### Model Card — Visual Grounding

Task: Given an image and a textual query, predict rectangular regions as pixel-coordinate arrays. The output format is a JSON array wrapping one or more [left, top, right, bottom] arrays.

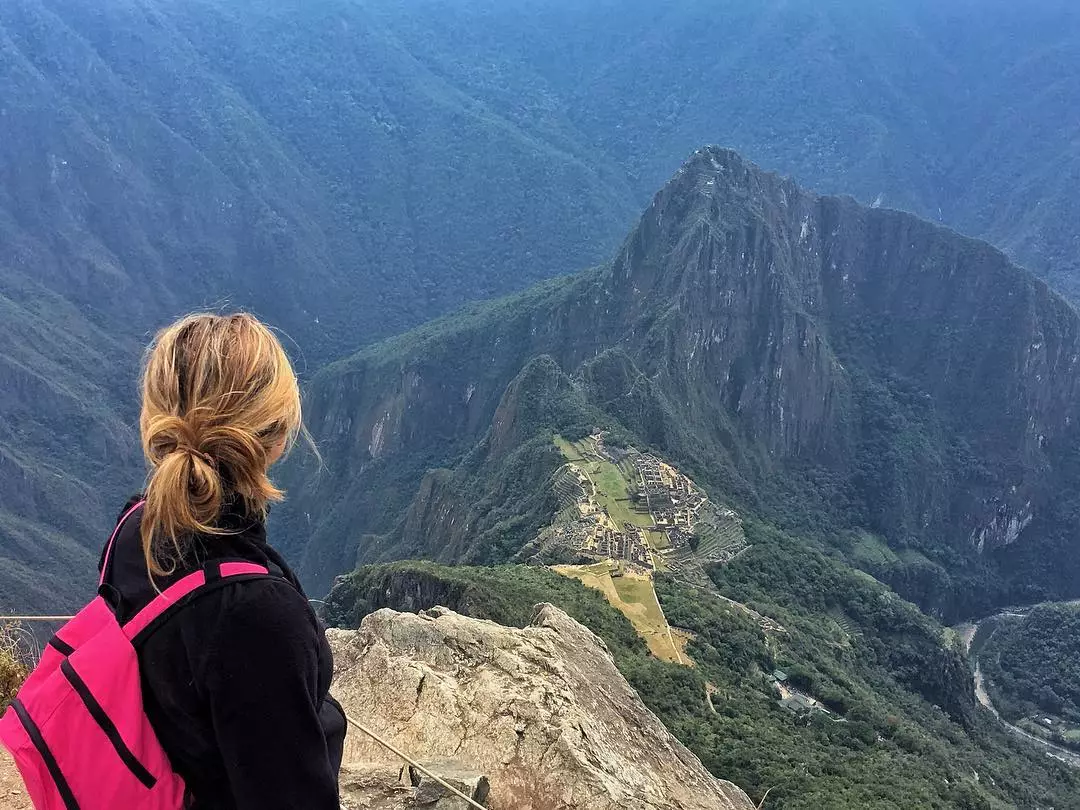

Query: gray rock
[[329, 603, 755, 810], [411, 762, 489, 807]]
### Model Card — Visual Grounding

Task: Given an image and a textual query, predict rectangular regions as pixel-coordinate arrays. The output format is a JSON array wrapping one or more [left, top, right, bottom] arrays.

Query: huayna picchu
[[283, 146, 1080, 625], [268, 147, 1080, 807]]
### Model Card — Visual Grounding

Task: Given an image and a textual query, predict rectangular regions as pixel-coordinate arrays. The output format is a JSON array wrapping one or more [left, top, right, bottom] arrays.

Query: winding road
[[963, 611, 1080, 769]]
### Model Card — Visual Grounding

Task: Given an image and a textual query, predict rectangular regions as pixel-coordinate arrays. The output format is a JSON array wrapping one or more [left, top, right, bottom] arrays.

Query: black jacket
[[98, 497, 346, 810]]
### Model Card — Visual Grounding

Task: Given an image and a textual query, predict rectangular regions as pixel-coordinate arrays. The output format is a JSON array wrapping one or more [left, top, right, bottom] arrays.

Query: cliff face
[[285, 146, 1080, 618], [0, 604, 755, 809], [605, 148, 1080, 563], [328, 604, 756, 810]]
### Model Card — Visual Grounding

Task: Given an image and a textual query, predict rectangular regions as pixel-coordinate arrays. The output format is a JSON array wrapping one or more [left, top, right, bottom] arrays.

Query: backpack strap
[[99, 499, 147, 587], [122, 560, 276, 643]]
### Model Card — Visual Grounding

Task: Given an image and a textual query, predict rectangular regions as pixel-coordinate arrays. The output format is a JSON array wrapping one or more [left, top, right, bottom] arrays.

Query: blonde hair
[[139, 312, 304, 576]]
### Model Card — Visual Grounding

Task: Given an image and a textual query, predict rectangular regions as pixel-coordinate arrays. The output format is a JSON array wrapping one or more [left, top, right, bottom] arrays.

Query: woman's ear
[[266, 436, 288, 468]]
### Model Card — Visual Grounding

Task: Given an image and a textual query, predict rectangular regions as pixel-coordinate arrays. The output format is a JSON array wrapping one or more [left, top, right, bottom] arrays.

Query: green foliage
[[0, 0, 634, 611], [325, 560, 1080, 809], [712, 521, 978, 726], [323, 560, 645, 661], [982, 604, 1080, 731]]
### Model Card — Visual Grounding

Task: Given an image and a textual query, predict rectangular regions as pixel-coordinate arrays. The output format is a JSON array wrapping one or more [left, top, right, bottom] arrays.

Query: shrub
[[0, 623, 32, 710]]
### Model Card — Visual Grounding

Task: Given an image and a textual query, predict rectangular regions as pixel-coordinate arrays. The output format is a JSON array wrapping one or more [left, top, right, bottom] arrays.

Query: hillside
[[0, 0, 636, 611], [5, 0, 1080, 612], [284, 147, 1080, 622], [366, 0, 1080, 300], [325, 562, 1080, 808], [981, 603, 1080, 749]]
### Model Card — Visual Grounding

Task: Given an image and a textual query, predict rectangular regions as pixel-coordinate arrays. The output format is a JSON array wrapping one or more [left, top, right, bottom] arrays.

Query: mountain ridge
[[285, 146, 1080, 622], [5, 0, 1080, 614], [0, 0, 636, 611]]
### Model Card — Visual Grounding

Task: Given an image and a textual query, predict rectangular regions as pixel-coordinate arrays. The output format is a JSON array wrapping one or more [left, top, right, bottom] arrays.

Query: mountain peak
[[294, 143, 1080, 621], [610, 145, 808, 297], [664, 145, 797, 209]]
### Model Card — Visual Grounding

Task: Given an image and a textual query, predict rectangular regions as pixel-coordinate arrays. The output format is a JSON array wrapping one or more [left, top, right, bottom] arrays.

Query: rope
[[1, 616, 74, 622], [342, 712, 488, 810], [4, 616, 487, 808]]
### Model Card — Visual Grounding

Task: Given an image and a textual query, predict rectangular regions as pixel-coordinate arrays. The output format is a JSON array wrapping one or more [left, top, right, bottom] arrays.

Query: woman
[[99, 312, 345, 809]]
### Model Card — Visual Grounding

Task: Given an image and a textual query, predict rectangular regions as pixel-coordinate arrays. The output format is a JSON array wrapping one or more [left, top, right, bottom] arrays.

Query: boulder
[[329, 603, 755, 810]]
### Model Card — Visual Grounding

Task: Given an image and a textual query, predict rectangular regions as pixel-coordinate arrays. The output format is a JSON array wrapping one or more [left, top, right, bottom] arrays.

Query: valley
[[1, 2, 1080, 804], [963, 602, 1080, 769], [971, 662, 1080, 769]]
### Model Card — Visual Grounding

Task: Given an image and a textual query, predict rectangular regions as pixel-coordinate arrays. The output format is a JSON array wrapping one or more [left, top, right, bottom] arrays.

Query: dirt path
[[0, 748, 31, 809], [966, 613, 1080, 770], [652, 586, 685, 666]]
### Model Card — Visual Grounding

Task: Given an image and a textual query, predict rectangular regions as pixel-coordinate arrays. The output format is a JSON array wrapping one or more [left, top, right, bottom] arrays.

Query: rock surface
[[0, 754, 475, 810], [0, 604, 754, 809], [329, 603, 756, 810]]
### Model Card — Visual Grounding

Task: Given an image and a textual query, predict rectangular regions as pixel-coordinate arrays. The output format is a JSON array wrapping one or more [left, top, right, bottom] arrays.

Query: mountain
[[289, 141, 1080, 803], [364, 0, 1080, 300], [286, 146, 1080, 624], [0, 0, 636, 611], [5, 0, 1080, 613], [321, 562, 1080, 808]]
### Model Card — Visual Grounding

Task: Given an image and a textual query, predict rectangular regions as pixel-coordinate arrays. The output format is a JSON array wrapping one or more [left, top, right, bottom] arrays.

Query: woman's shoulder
[[204, 574, 317, 637], [115, 494, 146, 522], [186, 575, 325, 683]]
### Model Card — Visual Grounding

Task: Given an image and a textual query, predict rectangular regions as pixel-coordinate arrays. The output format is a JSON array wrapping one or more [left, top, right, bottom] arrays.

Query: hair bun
[[145, 414, 197, 461], [139, 312, 303, 577]]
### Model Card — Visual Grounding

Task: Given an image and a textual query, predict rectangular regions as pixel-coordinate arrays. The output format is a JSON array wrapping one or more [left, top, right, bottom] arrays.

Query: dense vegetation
[[982, 604, 1080, 734], [5, 0, 1080, 613], [287, 148, 1080, 626], [0, 0, 635, 611], [326, 560, 1080, 809]]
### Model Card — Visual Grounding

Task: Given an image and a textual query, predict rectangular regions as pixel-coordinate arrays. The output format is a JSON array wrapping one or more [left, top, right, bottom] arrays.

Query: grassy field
[[848, 531, 900, 567], [554, 434, 586, 462], [554, 434, 655, 531], [554, 562, 688, 665]]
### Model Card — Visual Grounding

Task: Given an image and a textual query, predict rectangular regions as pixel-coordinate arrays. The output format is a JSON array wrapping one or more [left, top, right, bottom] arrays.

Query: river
[[962, 608, 1080, 769]]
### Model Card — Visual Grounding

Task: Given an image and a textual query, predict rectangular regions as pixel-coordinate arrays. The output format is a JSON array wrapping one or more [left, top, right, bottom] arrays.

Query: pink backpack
[[0, 501, 276, 809]]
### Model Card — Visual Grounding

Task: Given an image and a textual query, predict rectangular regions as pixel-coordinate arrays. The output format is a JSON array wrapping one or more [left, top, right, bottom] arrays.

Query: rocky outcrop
[[3, 605, 749, 809], [329, 603, 755, 810], [1, 600, 753, 809]]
